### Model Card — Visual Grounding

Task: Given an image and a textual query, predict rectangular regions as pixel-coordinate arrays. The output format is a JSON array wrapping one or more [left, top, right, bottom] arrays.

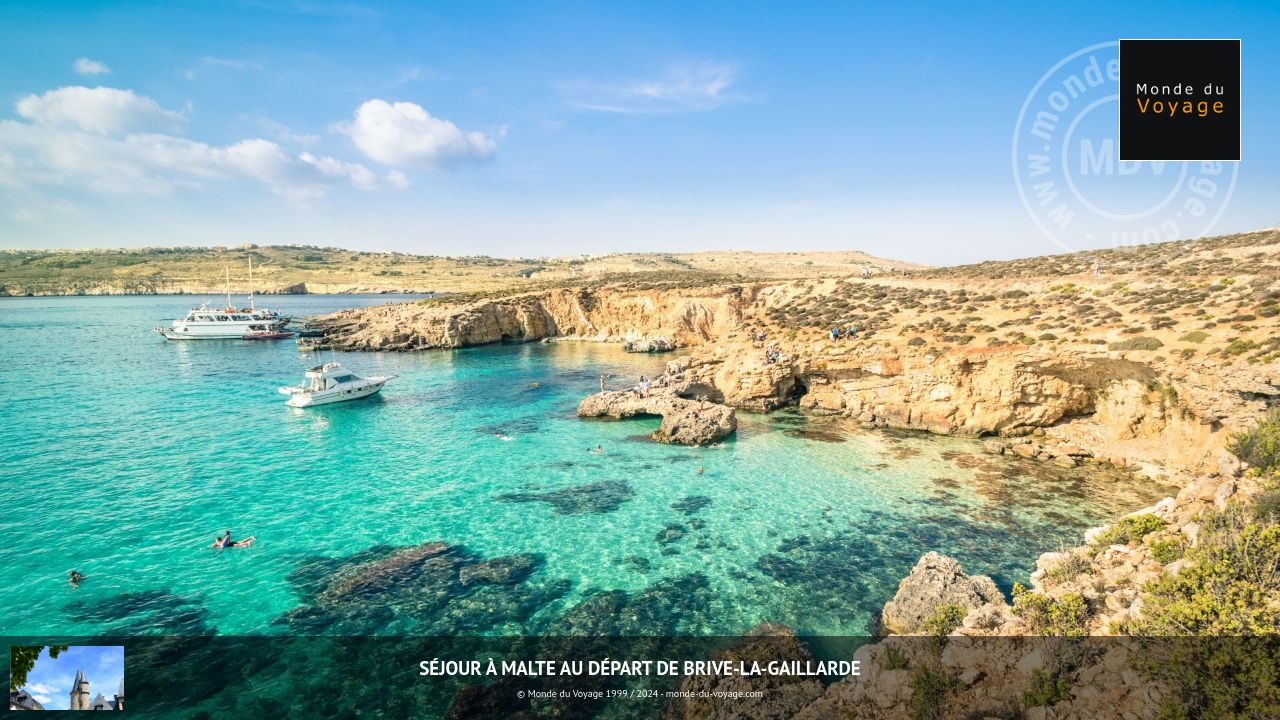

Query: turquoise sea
[[0, 295, 1176, 638]]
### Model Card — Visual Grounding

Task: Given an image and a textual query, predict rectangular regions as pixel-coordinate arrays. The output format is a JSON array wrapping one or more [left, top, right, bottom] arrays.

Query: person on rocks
[[599, 374, 606, 393], [638, 376, 651, 398]]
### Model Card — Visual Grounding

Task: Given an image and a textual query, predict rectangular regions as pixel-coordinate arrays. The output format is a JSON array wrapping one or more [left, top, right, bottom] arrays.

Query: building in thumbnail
[[69, 669, 123, 711]]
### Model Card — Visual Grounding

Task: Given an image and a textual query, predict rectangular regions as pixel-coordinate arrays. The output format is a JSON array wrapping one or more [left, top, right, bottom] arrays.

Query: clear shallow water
[[0, 295, 1176, 637]]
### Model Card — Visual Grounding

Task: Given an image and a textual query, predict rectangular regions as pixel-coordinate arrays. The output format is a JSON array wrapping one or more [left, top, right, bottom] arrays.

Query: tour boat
[[154, 259, 290, 340], [277, 362, 393, 407], [155, 304, 290, 339]]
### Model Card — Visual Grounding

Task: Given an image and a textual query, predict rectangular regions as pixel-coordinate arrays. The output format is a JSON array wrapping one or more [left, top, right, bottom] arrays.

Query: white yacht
[[154, 261, 290, 340], [278, 362, 393, 407], [155, 305, 289, 339]]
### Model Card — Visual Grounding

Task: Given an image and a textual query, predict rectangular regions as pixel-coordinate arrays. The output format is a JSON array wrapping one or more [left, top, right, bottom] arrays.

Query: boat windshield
[[330, 374, 358, 384]]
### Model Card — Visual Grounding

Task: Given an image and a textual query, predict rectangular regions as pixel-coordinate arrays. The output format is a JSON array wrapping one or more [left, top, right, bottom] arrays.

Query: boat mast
[[248, 255, 255, 311], [225, 266, 231, 309]]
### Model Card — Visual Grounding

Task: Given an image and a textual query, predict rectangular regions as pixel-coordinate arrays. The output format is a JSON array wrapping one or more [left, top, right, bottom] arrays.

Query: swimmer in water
[[210, 530, 256, 549], [69, 570, 84, 588]]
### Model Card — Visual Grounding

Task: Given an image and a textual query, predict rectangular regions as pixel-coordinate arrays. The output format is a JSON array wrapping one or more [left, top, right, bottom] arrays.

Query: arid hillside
[[0, 244, 917, 297], [318, 228, 1280, 483]]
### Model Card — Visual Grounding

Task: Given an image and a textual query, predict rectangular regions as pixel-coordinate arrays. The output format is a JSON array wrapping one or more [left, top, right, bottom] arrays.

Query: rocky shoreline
[[307, 231, 1280, 717]]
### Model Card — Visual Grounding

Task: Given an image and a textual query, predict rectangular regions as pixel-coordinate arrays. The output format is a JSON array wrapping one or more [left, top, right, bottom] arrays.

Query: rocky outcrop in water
[[577, 389, 736, 445], [624, 335, 677, 353], [880, 552, 1005, 634]]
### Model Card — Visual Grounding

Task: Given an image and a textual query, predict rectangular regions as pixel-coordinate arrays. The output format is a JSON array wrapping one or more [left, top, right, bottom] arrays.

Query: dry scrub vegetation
[[759, 229, 1280, 367]]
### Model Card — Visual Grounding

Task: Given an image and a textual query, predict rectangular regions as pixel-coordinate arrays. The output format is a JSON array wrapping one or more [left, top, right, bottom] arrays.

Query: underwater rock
[[547, 573, 715, 636], [458, 553, 541, 587], [65, 589, 216, 635], [496, 479, 635, 515], [275, 541, 561, 635], [670, 495, 713, 515], [655, 523, 688, 545], [880, 552, 1006, 634], [783, 428, 848, 443]]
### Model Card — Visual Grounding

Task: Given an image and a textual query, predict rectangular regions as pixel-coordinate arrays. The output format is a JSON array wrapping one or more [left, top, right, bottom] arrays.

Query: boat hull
[[285, 381, 386, 408]]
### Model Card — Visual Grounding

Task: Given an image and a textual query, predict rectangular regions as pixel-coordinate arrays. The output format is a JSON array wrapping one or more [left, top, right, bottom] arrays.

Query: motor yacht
[[277, 362, 393, 407]]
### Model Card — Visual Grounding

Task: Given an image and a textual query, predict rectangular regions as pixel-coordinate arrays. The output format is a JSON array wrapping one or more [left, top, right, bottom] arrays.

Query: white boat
[[277, 362, 393, 407], [154, 260, 290, 340], [155, 305, 289, 339]]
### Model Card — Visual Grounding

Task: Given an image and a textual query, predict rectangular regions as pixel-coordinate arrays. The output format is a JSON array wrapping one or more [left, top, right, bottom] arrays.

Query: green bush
[[1011, 584, 1089, 636], [1125, 502, 1280, 718], [909, 665, 959, 720], [1128, 503, 1280, 635], [1179, 330, 1209, 343], [1150, 538, 1185, 564], [1023, 667, 1072, 708], [1046, 552, 1090, 582], [921, 604, 967, 638], [884, 645, 908, 670], [1254, 489, 1280, 524], [1228, 408, 1280, 475], [1109, 336, 1164, 351], [1093, 514, 1166, 547]]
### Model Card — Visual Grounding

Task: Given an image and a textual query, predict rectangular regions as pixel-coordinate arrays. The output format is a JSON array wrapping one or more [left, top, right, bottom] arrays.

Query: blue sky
[[0, 1, 1276, 263], [17, 645, 124, 710]]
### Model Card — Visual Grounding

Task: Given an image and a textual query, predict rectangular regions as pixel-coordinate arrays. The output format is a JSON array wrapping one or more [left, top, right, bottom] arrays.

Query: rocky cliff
[[670, 340, 1278, 483], [315, 284, 756, 351]]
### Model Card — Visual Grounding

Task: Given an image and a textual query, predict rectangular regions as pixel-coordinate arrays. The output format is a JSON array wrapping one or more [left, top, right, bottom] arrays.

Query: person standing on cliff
[[599, 374, 606, 393]]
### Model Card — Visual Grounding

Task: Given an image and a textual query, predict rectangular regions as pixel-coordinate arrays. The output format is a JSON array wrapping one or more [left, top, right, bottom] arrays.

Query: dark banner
[[7, 634, 1278, 719]]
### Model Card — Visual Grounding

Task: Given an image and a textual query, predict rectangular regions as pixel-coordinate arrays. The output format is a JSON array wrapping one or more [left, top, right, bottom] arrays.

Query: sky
[[18, 645, 124, 710], [0, 1, 1276, 264]]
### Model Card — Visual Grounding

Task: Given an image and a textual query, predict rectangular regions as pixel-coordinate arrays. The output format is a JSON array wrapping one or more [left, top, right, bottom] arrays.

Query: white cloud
[[201, 56, 262, 71], [335, 99, 496, 168], [385, 170, 410, 190], [16, 86, 186, 134], [73, 58, 111, 76], [27, 683, 60, 695], [252, 115, 321, 145], [33, 694, 52, 705], [557, 62, 747, 114], [0, 85, 394, 203], [182, 56, 262, 80]]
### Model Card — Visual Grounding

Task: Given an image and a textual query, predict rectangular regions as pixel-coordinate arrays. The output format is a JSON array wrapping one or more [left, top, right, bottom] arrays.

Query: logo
[[1012, 41, 1237, 252]]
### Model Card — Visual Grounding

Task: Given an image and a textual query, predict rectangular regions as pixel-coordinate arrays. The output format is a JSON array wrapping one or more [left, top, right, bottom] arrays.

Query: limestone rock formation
[[623, 335, 677, 353], [880, 552, 1005, 634], [316, 285, 752, 351], [577, 389, 736, 445]]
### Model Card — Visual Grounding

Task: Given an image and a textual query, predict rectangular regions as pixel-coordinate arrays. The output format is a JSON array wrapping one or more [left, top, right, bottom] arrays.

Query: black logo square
[[1119, 39, 1240, 161]]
